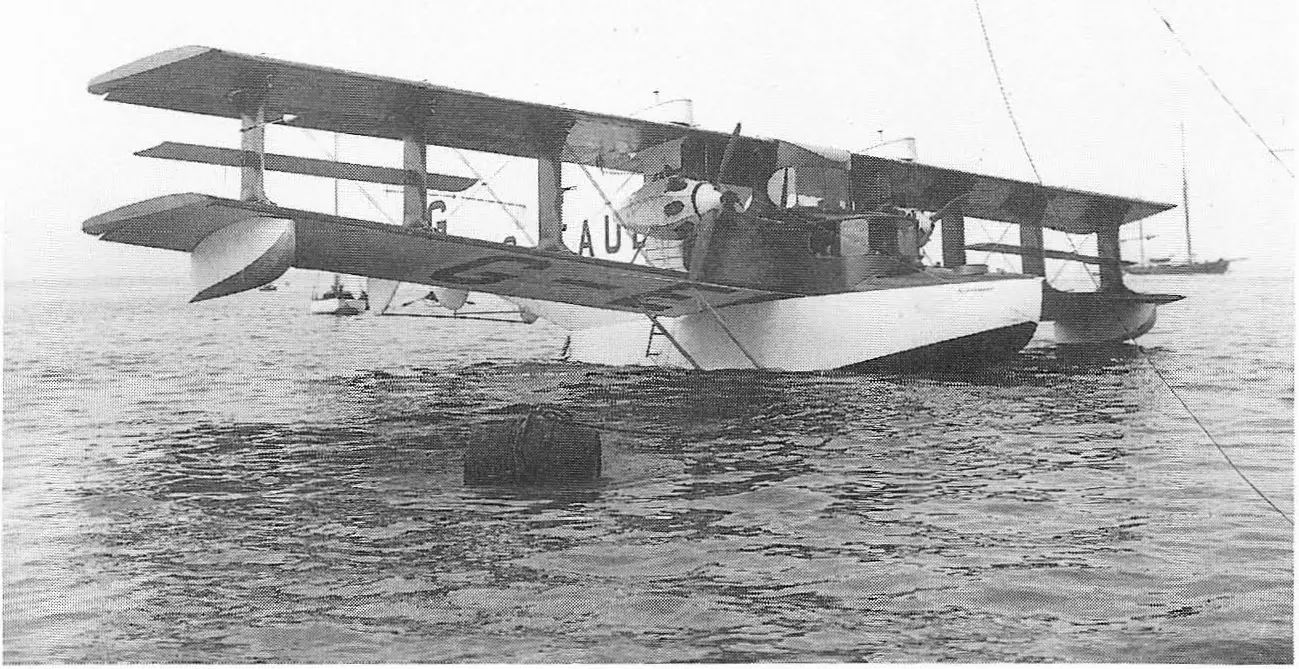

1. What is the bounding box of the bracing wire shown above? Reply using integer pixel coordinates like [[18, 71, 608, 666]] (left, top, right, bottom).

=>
[[576, 163, 637, 237], [1146, 0, 1294, 179], [296, 129, 398, 225], [453, 150, 537, 246], [445, 159, 513, 219]]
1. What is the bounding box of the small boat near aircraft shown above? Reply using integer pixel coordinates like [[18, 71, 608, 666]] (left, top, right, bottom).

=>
[[309, 274, 367, 315], [1126, 122, 1230, 276], [81, 46, 1186, 370]]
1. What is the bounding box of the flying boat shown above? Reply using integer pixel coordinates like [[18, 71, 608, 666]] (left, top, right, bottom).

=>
[[81, 46, 1184, 371]]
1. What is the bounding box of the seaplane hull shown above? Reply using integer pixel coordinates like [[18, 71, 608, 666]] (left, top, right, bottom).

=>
[[523, 277, 1043, 371]]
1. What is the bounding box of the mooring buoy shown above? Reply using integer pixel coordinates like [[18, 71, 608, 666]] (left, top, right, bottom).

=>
[[463, 407, 601, 486]]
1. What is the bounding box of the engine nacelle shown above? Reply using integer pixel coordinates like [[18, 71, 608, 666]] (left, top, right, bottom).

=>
[[614, 176, 723, 240]]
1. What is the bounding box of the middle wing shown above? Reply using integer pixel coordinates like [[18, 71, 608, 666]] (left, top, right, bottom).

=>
[[82, 194, 793, 316]]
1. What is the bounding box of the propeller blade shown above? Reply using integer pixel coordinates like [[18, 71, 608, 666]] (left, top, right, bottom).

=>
[[713, 122, 743, 187]]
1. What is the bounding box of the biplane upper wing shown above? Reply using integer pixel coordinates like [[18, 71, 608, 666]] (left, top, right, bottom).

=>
[[851, 154, 1176, 234], [88, 47, 1175, 234], [82, 193, 792, 316], [88, 46, 727, 171]]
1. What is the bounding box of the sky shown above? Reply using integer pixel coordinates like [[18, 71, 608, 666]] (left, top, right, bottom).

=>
[[2, 0, 1294, 286]]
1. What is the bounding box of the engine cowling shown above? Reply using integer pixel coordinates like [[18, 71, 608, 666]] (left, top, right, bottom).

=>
[[613, 176, 723, 240]]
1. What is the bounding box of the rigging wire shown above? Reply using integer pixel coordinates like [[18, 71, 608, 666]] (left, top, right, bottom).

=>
[[295, 129, 398, 225], [1146, 0, 1294, 179], [576, 163, 638, 240], [972, 0, 1292, 526], [453, 150, 537, 245], [445, 159, 513, 219]]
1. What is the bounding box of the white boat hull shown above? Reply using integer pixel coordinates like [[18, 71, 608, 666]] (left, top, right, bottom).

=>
[[309, 297, 367, 316], [519, 277, 1043, 371]]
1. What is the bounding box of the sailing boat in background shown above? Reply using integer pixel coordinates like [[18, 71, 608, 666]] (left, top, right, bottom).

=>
[[309, 133, 369, 315], [1127, 121, 1230, 275]]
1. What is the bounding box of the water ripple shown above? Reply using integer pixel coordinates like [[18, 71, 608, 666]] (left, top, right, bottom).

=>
[[4, 273, 1291, 663]]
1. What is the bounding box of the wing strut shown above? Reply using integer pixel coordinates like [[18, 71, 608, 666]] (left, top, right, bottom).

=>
[[643, 311, 702, 370], [402, 129, 428, 227], [940, 209, 967, 268], [368, 128, 430, 314], [231, 88, 269, 202], [693, 290, 762, 370]]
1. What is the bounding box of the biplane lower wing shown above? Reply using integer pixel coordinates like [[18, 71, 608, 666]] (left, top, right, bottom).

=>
[[82, 194, 793, 317]]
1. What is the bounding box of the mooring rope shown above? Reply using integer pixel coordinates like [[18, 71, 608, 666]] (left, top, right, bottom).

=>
[[1146, 0, 1293, 179], [971, 0, 1048, 269], [973, 0, 1043, 186], [1058, 228, 1293, 526], [1139, 341, 1294, 525], [973, 0, 1292, 526]]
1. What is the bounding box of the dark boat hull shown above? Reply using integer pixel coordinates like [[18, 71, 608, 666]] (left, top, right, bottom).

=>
[[1125, 259, 1230, 275], [842, 321, 1038, 373]]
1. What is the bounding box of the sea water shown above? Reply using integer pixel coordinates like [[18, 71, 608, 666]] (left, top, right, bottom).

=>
[[3, 268, 1291, 662]]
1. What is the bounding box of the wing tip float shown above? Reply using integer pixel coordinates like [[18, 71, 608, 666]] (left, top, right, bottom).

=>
[[81, 193, 293, 301], [189, 216, 295, 302]]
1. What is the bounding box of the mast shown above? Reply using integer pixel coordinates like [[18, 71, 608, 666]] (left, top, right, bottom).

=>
[[1180, 120, 1193, 263], [1138, 220, 1146, 264], [333, 133, 342, 290]]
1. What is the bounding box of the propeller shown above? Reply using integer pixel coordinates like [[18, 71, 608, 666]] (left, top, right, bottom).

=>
[[688, 122, 743, 280], [712, 122, 744, 209]]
